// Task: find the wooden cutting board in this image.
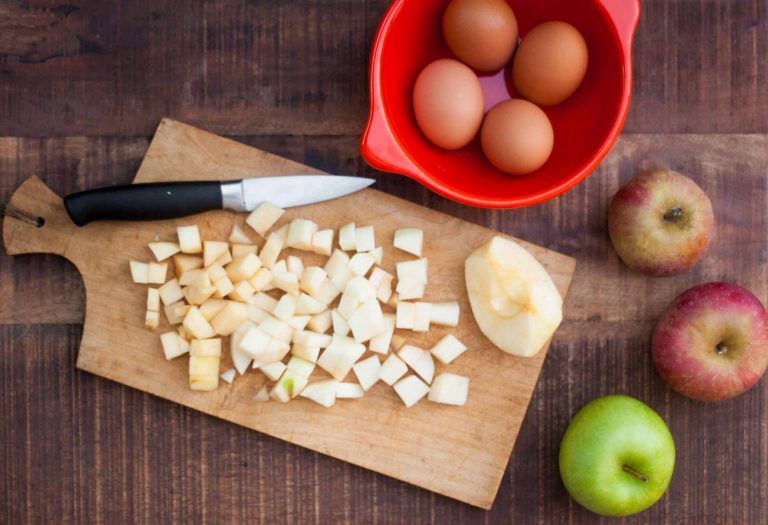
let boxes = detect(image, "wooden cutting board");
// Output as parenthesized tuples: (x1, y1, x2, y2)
(2, 119, 575, 509)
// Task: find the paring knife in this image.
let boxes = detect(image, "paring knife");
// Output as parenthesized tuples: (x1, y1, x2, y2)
(64, 176, 375, 227)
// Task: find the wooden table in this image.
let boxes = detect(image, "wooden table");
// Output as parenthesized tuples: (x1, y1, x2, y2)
(1, 1, 766, 523)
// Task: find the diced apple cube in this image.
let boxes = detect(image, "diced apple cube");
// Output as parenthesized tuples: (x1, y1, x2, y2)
(190, 338, 222, 357)
(248, 268, 273, 292)
(430, 334, 467, 364)
(387, 293, 399, 309)
(396, 282, 424, 301)
(229, 280, 256, 302)
(428, 373, 469, 406)
(155, 279, 182, 307)
(300, 267, 327, 296)
(203, 241, 230, 267)
(183, 285, 216, 305)
(177, 225, 203, 254)
(330, 266, 356, 290)
(220, 368, 236, 384)
(173, 254, 203, 276)
(396, 302, 416, 329)
(307, 310, 332, 333)
(393, 228, 423, 257)
(293, 330, 333, 348)
(396, 258, 428, 285)
(348, 253, 375, 276)
(430, 302, 460, 327)
(260, 361, 287, 381)
(324, 249, 350, 277)
(313, 279, 342, 305)
(332, 309, 350, 336)
(272, 294, 297, 321)
(287, 315, 311, 331)
(148, 242, 181, 262)
(129, 261, 149, 284)
(272, 260, 288, 273)
(231, 342, 253, 375)
(226, 253, 262, 282)
(183, 307, 216, 339)
(211, 301, 247, 336)
(287, 255, 304, 277)
(239, 326, 272, 359)
(254, 385, 270, 401)
(214, 250, 232, 267)
(338, 276, 376, 319)
(300, 380, 338, 407)
(199, 298, 229, 320)
(229, 224, 253, 245)
(160, 331, 190, 360)
(246, 304, 269, 323)
(413, 302, 433, 332)
(338, 223, 356, 251)
(368, 313, 395, 354)
(189, 375, 218, 391)
(179, 269, 211, 288)
(259, 316, 294, 343)
(292, 344, 321, 363)
(286, 219, 318, 251)
(393, 375, 430, 407)
(164, 301, 190, 325)
(366, 247, 384, 265)
(368, 267, 394, 303)
(231, 244, 258, 259)
(336, 382, 365, 399)
(352, 355, 381, 391)
(205, 263, 226, 281)
(259, 224, 289, 268)
(144, 289, 159, 313)
(246, 202, 285, 237)
(270, 370, 308, 402)
(212, 276, 234, 299)
(295, 293, 326, 315)
(311, 229, 334, 256)
(249, 292, 278, 312)
(316, 335, 366, 380)
(379, 354, 408, 385)
(272, 271, 299, 295)
(348, 298, 385, 343)
(287, 355, 315, 379)
(145, 310, 160, 330)
(398, 345, 434, 384)
(355, 225, 375, 252)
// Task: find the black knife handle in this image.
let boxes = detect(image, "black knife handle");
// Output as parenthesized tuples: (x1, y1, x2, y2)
(64, 182, 224, 226)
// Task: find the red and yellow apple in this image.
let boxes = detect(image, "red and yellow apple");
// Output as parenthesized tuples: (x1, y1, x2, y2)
(652, 282, 768, 402)
(608, 170, 714, 276)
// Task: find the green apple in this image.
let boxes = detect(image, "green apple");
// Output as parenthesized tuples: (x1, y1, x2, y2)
(559, 395, 675, 517)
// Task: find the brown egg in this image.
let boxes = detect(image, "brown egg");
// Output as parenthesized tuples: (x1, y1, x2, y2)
(480, 99, 554, 175)
(512, 21, 589, 106)
(413, 59, 485, 150)
(442, 0, 519, 72)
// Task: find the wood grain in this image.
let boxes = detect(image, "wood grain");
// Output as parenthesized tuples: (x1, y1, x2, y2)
(2, 0, 767, 522)
(3, 120, 575, 509)
(0, 0, 765, 137)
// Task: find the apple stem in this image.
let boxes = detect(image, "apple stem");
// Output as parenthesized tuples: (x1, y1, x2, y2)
(622, 465, 649, 483)
(663, 206, 684, 223)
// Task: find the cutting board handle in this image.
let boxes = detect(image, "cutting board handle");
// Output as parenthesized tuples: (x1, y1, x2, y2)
(3, 176, 76, 258)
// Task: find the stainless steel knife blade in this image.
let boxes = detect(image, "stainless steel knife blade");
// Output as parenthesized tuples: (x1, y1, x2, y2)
(221, 175, 376, 212)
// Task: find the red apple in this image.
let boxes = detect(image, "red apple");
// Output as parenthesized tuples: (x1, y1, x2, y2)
(652, 282, 768, 401)
(608, 170, 714, 276)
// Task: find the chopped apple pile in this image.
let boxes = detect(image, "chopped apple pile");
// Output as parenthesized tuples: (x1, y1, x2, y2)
(130, 215, 472, 408)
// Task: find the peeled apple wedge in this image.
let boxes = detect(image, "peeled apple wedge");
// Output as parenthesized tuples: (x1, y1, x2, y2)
(465, 236, 562, 357)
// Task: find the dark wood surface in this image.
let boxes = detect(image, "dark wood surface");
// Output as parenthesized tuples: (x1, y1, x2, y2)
(1, 1, 766, 523)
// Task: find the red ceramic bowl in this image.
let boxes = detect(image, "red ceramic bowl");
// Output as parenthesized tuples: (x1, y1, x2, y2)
(361, 0, 640, 208)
